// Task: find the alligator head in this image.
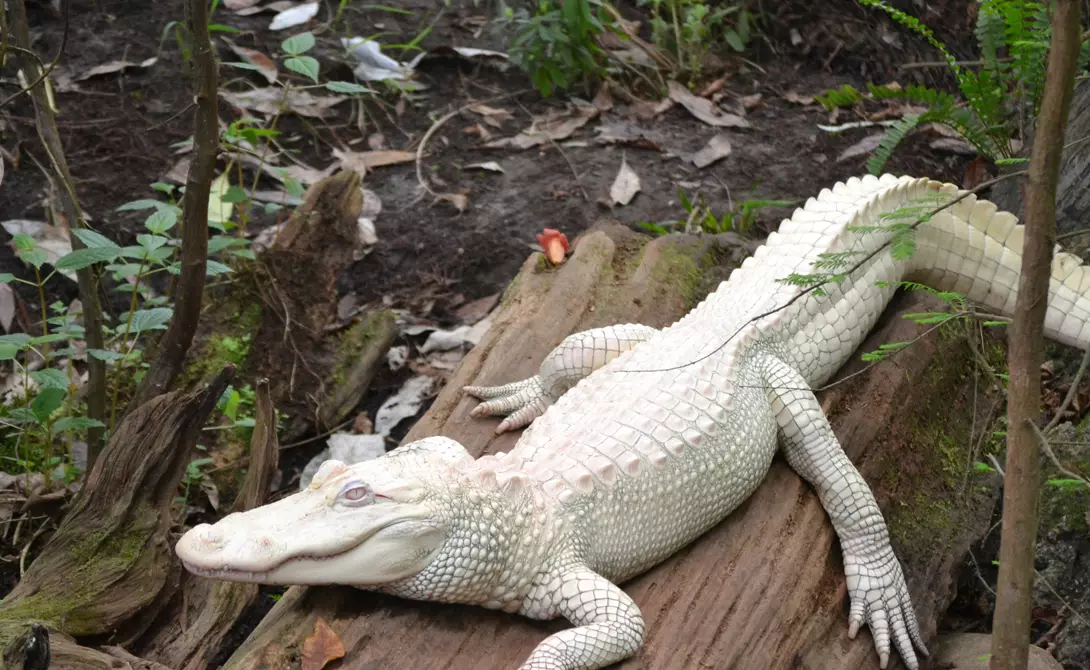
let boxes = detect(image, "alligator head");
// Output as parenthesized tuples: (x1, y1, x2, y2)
(175, 437, 474, 587)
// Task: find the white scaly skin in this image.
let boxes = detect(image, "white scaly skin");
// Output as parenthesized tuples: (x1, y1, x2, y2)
(177, 174, 1090, 670)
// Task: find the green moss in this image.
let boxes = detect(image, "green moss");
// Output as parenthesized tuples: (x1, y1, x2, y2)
(651, 241, 721, 310)
(331, 311, 393, 387)
(181, 299, 261, 387)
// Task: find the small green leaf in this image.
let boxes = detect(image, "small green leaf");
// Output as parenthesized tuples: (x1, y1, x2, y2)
(30, 333, 69, 345)
(73, 228, 122, 250)
(972, 461, 996, 473)
(326, 81, 373, 94)
(32, 387, 67, 423)
(150, 182, 175, 194)
(12, 234, 36, 252)
(221, 186, 249, 204)
(32, 368, 70, 390)
(281, 31, 316, 56)
(8, 408, 36, 422)
(1046, 478, 1087, 489)
(284, 177, 305, 198)
(127, 307, 174, 333)
(0, 274, 15, 284)
(0, 343, 20, 360)
(87, 348, 126, 362)
(284, 56, 320, 83)
(18, 249, 48, 269)
(117, 199, 167, 212)
(137, 234, 169, 251)
(54, 416, 107, 432)
(55, 247, 122, 271)
(145, 208, 178, 234)
(208, 23, 242, 33)
(206, 260, 233, 276)
(0, 334, 33, 348)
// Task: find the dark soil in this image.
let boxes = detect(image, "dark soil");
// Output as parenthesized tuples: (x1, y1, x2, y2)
(5, 0, 1077, 666)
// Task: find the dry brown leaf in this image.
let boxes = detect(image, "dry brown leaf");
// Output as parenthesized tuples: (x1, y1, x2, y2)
(367, 133, 387, 149)
(224, 0, 262, 9)
(220, 87, 346, 118)
(0, 285, 14, 333)
(930, 138, 977, 155)
(301, 617, 345, 670)
(470, 104, 515, 126)
(333, 148, 416, 176)
(837, 133, 884, 162)
(465, 161, 505, 173)
(609, 156, 640, 206)
(741, 94, 763, 110)
(698, 77, 726, 98)
(484, 106, 599, 150)
(593, 84, 614, 112)
(783, 91, 815, 105)
(437, 193, 469, 212)
(962, 157, 991, 190)
(667, 81, 750, 129)
(224, 39, 278, 84)
(691, 134, 733, 168)
(76, 57, 157, 81)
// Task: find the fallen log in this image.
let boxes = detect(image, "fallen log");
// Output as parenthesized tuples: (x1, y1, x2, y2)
(217, 221, 1002, 669)
(0, 367, 234, 667)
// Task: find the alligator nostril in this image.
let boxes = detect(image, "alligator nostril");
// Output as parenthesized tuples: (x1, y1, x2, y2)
(198, 527, 225, 550)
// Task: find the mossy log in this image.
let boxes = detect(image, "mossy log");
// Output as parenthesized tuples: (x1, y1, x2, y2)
(0, 367, 234, 668)
(218, 222, 1001, 669)
(183, 170, 398, 441)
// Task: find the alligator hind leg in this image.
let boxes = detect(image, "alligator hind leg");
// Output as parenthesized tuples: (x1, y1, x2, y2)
(464, 324, 658, 433)
(762, 356, 928, 670)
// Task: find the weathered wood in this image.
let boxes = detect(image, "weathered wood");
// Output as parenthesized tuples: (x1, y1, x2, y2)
(220, 224, 1000, 670)
(0, 367, 235, 661)
(136, 380, 281, 669)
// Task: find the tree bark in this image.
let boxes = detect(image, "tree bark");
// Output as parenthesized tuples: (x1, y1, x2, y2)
(219, 223, 1000, 670)
(129, 0, 218, 411)
(991, 3, 1083, 670)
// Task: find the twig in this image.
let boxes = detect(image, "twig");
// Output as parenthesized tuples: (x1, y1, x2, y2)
(414, 89, 531, 198)
(127, 0, 218, 411)
(1028, 420, 1090, 490)
(1043, 345, 1090, 434)
(900, 57, 1016, 70)
(9, 0, 108, 465)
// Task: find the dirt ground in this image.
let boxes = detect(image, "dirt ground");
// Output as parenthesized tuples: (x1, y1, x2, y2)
(7, 0, 1081, 666)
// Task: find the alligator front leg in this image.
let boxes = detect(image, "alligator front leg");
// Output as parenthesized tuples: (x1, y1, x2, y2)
(520, 567, 645, 670)
(762, 357, 928, 670)
(464, 324, 658, 433)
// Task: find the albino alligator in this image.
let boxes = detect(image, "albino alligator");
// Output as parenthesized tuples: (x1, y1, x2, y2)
(176, 174, 1090, 670)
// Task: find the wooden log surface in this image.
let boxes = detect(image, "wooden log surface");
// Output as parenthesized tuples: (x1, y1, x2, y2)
(221, 221, 1001, 670)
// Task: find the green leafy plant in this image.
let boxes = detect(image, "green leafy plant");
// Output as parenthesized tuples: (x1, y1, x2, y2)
(640, 0, 752, 80)
(497, 0, 616, 96)
(638, 187, 795, 237)
(820, 0, 1090, 174)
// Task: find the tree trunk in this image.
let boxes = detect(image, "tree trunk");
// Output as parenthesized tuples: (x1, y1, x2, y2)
(218, 222, 1002, 670)
(991, 3, 1082, 669)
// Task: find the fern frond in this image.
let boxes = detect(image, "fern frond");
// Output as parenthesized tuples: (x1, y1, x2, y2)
(815, 84, 865, 110)
(866, 113, 923, 175)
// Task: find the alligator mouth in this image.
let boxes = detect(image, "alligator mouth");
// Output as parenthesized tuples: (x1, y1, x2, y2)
(180, 551, 347, 583)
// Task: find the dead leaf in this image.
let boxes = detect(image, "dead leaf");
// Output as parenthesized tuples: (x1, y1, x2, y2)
(930, 137, 977, 155)
(163, 157, 190, 183)
(367, 133, 387, 149)
(691, 134, 733, 168)
(361, 188, 383, 219)
(224, 0, 262, 9)
(224, 39, 278, 84)
(837, 133, 884, 162)
(609, 156, 640, 205)
(301, 617, 345, 670)
(741, 94, 763, 110)
(333, 148, 416, 176)
(270, 1, 318, 30)
(667, 81, 751, 129)
(698, 77, 726, 98)
(593, 122, 664, 151)
(437, 193, 469, 212)
(76, 56, 157, 81)
(593, 84, 614, 112)
(484, 106, 599, 150)
(464, 162, 504, 173)
(463, 123, 493, 141)
(783, 91, 815, 105)
(470, 104, 514, 128)
(962, 157, 991, 190)
(220, 87, 347, 118)
(0, 285, 14, 333)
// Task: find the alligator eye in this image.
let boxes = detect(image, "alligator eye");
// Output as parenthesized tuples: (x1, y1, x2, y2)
(338, 482, 374, 506)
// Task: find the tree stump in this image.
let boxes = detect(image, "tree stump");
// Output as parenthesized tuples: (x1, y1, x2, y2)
(218, 222, 1002, 669)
